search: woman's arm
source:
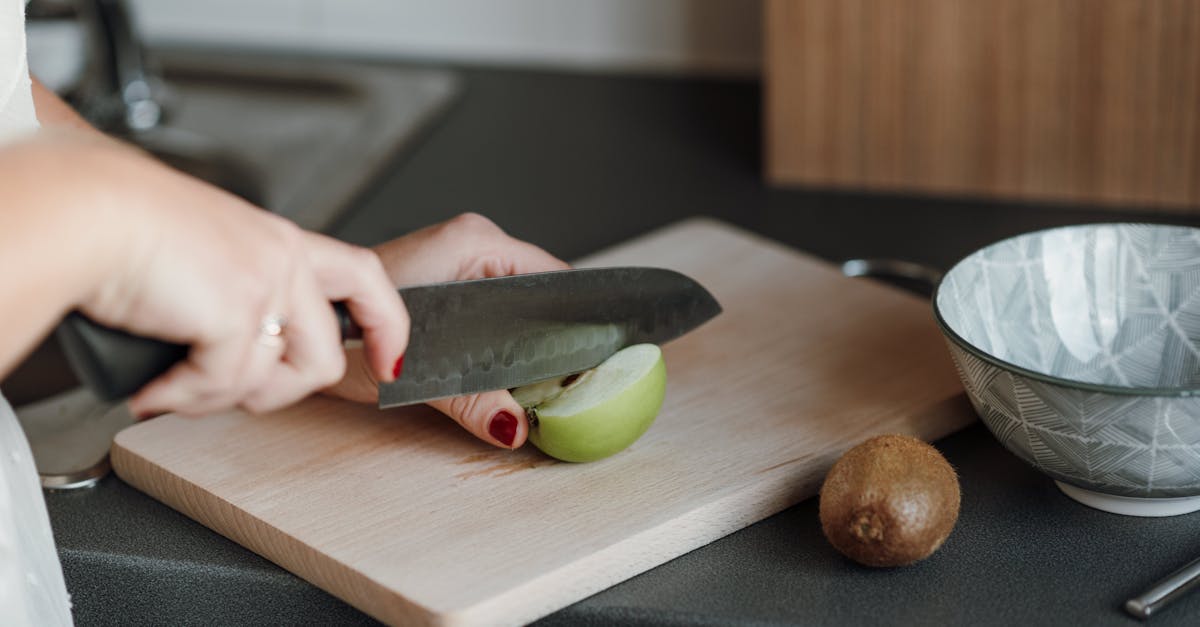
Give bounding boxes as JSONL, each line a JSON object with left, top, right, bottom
{"left": 30, "top": 77, "right": 97, "bottom": 133}
{"left": 0, "top": 130, "right": 408, "bottom": 416}
{"left": 0, "top": 134, "right": 117, "bottom": 370}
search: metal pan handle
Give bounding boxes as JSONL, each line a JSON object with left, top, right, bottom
{"left": 840, "top": 258, "right": 944, "bottom": 296}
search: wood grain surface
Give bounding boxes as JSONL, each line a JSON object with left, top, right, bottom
{"left": 111, "top": 218, "right": 973, "bottom": 626}
{"left": 765, "top": 0, "right": 1200, "bottom": 210}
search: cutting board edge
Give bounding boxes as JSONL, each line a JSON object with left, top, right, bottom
{"left": 109, "top": 390, "right": 976, "bottom": 627}
{"left": 109, "top": 436, "right": 445, "bottom": 627}
{"left": 110, "top": 426, "right": 818, "bottom": 627}
{"left": 574, "top": 217, "right": 807, "bottom": 267}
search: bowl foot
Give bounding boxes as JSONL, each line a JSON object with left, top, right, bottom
{"left": 1055, "top": 481, "right": 1200, "bottom": 517}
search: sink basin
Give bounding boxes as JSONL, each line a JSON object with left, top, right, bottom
{"left": 4, "top": 49, "right": 459, "bottom": 484}
{"left": 137, "top": 125, "right": 266, "bottom": 207}
{"left": 139, "top": 48, "right": 459, "bottom": 231}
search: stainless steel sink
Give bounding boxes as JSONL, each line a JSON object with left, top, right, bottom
{"left": 141, "top": 48, "right": 459, "bottom": 231}
{"left": 5, "top": 48, "right": 459, "bottom": 486}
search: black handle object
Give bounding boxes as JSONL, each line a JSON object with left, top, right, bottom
{"left": 57, "top": 312, "right": 189, "bottom": 402}
{"left": 58, "top": 303, "right": 362, "bottom": 402}
{"left": 840, "top": 258, "right": 944, "bottom": 298}
{"left": 333, "top": 302, "right": 364, "bottom": 341}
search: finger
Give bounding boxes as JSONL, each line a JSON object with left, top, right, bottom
{"left": 229, "top": 312, "right": 291, "bottom": 409}
{"left": 303, "top": 233, "right": 408, "bottom": 383}
{"left": 187, "top": 327, "right": 289, "bottom": 416}
{"left": 463, "top": 239, "right": 571, "bottom": 279}
{"left": 241, "top": 275, "right": 346, "bottom": 413}
{"left": 426, "top": 390, "right": 528, "bottom": 449}
{"left": 322, "top": 346, "right": 379, "bottom": 405}
{"left": 128, "top": 324, "right": 259, "bottom": 417}
{"left": 373, "top": 214, "right": 570, "bottom": 286}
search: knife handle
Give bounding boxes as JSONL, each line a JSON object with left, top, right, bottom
{"left": 59, "top": 303, "right": 363, "bottom": 402}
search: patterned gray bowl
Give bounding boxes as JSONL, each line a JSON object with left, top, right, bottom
{"left": 934, "top": 223, "right": 1200, "bottom": 517}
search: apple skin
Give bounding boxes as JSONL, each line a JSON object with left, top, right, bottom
{"left": 523, "top": 346, "right": 666, "bottom": 463}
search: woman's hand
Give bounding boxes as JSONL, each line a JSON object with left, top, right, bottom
{"left": 324, "top": 213, "right": 570, "bottom": 449}
{"left": 103, "top": 146, "right": 409, "bottom": 417}
{"left": 0, "top": 131, "right": 408, "bottom": 416}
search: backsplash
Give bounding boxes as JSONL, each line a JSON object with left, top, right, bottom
{"left": 127, "top": 0, "right": 762, "bottom": 75}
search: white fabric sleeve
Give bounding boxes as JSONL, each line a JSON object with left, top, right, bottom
{"left": 0, "top": 396, "right": 74, "bottom": 627}
{"left": 0, "top": 1, "right": 72, "bottom": 625}
{"left": 0, "top": 0, "right": 40, "bottom": 143}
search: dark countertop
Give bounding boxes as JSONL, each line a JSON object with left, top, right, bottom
{"left": 44, "top": 61, "right": 1200, "bottom": 626}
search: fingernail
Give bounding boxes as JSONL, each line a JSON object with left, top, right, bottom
{"left": 135, "top": 410, "right": 157, "bottom": 420}
{"left": 393, "top": 354, "right": 405, "bottom": 379}
{"left": 488, "top": 411, "right": 518, "bottom": 448}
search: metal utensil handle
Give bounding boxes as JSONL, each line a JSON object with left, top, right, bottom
{"left": 841, "top": 258, "right": 944, "bottom": 288}
{"left": 1125, "top": 555, "right": 1200, "bottom": 619}
{"left": 58, "top": 303, "right": 358, "bottom": 402}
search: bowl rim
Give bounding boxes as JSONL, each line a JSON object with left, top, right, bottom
{"left": 932, "top": 222, "right": 1200, "bottom": 398}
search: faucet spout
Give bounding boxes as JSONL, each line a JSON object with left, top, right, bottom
{"left": 74, "top": 0, "right": 165, "bottom": 133}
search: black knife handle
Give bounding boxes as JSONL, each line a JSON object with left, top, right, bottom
{"left": 59, "top": 303, "right": 362, "bottom": 402}
{"left": 333, "top": 302, "right": 364, "bottom": 341}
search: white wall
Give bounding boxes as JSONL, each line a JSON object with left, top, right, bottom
{"left": 127, "top": 0, "right": 763, "bottom": 76}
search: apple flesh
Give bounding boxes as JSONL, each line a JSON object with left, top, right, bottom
{"left": 512, "top": 344, "right": 666, "bottom": 462}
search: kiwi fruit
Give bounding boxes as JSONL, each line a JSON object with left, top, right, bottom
{"left": 818, "top": 434, "right": 960, "bottom": 567}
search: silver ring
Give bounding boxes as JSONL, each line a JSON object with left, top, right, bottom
{"left": 257, "top": 313, "right": 288, "bottom": 348}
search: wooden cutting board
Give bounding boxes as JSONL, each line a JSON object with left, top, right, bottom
{"left": 112, "top": 218, "right": 973, "bottom": 626}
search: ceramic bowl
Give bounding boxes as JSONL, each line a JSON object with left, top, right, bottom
{"left": 934, "top": 224, "right": 1200, "bottom": 517}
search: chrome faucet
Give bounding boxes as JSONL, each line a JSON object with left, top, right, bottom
{"left": 69, "top": 0, "right": 167, "bottom": 133}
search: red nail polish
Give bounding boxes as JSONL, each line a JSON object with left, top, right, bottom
{"left": 393, "top": 355, "right": 405, "bottom": 379}
{"left": 488, "top": 411, "right": 518, "bottom": 447}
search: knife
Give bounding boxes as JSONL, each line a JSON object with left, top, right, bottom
{"left": 57, "top": 267, "right": 722, "bottom": 407}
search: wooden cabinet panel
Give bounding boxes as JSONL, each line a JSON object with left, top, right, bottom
{"left": 765, "top": 0, "right": 1200, "bottom": 210}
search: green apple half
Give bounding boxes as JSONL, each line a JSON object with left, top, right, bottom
{"left": 512, "top": 343, "right": 667, "bottom": 462}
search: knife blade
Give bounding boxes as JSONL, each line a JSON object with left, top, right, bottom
{"left": 370, "top": 267, "right": 722, "bottom": 407}
{"left": 57, "top": 267, "right": 721, "bottom": 406}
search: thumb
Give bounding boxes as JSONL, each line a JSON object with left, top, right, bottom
{"left": 427, "top": 391, "right": 529, "bottom": 449}
{"left": 321, "top": 347, "right": 380, "bottom": 404}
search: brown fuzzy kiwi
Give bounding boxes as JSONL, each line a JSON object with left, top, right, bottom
{"left": 818, "top": 434, "right": 960, "bottom": 567}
